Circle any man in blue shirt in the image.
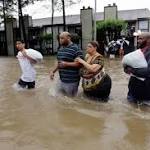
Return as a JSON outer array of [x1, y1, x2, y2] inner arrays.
[[49, 32, 83, 96]]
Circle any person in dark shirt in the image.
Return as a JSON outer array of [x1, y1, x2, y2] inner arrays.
[[49, 32, 83, 96], [124, 32, 150, 103]]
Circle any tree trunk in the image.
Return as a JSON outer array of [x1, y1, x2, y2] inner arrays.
[[51, 0, 54, 54], [18, 0, 27, 44], [61, 0, 66, 31], [2, 0, 8, 55]]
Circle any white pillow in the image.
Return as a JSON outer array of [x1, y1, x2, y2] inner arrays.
[[122, 49, 148, 68], [26, 49, 43, 62]]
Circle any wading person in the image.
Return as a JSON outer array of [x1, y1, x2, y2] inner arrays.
[[16, 40, 36, 89], [75, 41, 112, 101], [49, 32, 83, 97], [124, 32, 150, 104]]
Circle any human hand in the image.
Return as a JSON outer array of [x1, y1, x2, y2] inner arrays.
[[30, 59, 37, 64], [124, 66, 133, 74], [49, 71, 55, 80], [58, 61, 68, 68], [75, 57, 84, 64], [21, 50, 27, 57], [21, 50, 36, 64]]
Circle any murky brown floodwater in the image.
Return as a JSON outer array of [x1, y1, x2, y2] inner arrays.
[[0, 56, 150, 150]]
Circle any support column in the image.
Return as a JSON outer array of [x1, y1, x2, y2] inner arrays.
[[81, 7, 93, 50], [53, 26, 59, 53], [6, 18, 16, 56], [104, 3, 118, 20]]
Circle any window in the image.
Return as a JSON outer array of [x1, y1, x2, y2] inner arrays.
[[138, 20, 149, 32]]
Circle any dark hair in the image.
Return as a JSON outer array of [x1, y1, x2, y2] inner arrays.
[[88, 41, 99, 51], [16, 40, 25, 44]]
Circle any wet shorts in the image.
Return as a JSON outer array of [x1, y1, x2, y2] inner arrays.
[[56, 81, 79, 97], [18, 79, 35, 89]]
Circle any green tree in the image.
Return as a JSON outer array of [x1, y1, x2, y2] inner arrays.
[[97, 19, 127, 44], [51, 0, 54, 53], [0, 0, 41, 43], [0, 0, 15, 19], [17, 0, 37, 43], [50, 0, 81, 53], [54, 0, 82, 31], [61, 0, 66, 30], [0, 0, 15, 54]]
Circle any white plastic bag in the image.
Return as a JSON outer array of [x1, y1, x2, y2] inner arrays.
[[26, 49, 43, 62], [122, 49, 148, 68]]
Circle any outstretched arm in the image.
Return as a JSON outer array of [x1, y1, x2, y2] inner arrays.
[[49, 62, 58, 80], [58, 47, 83, 68], [75, 57, 101, 73], [58, 61, 82, 68]]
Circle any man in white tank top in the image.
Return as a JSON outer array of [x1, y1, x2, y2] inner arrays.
[[16, 40, 36, 89]]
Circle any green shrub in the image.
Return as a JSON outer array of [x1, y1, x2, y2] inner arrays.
[[96, 19, 127, 43], [40, 33, 53, 41]]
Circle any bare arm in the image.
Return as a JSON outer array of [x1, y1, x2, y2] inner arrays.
[[22, 50, 36, 63], [75, 57, 101, 73], [131, 67, 150, 78], [58, 61, 82, 68], [49, 62, 58, 80], [124, 60, 150, 78]]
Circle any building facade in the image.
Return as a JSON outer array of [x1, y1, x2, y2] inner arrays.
[[0, 5, 150, 56]]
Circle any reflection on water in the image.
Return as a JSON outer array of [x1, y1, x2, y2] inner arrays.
[[0, 56, 150, 150]]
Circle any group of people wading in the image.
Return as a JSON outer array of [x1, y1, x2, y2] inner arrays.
[[49, 32, 111, 102], [16, 31, 150, 104]]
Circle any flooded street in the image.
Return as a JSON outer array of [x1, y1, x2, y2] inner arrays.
[[0, 56, 150, 150]]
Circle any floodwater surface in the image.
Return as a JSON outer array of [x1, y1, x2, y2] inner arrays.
[[0, 56, 150, 150]]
